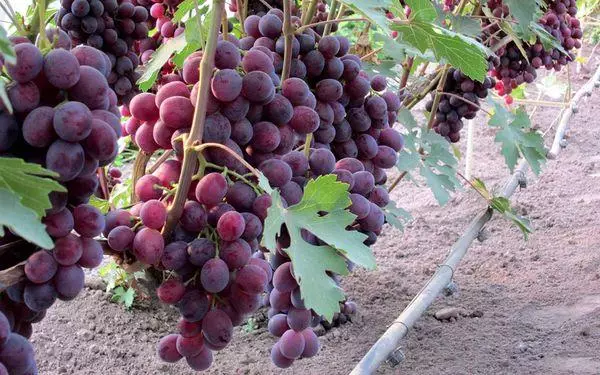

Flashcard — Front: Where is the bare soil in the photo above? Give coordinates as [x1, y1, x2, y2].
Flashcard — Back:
[32, 71, 600, 375]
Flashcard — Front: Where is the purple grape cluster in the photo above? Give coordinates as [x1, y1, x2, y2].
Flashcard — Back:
[0, 310, 37, 375]
[115, 4, 406, 369]
[0, 38, 118, 375]
[486, 0, 582, 96]
[56, 0, 151, 103]
[426, 68, 495, 143]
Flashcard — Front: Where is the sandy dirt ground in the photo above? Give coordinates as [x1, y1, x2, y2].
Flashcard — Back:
[31, 69, 600, 375]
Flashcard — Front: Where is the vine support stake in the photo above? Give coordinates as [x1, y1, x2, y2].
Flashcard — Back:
[162, 0, 225, 238]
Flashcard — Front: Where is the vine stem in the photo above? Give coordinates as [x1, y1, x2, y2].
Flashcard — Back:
[426, 65, 450, 130]
[399, 57, 414, 93]
[36, 0, 49, 48]
[97, 167, 110, 201]
[295, 18, 371, 34]
[0, 0, 24, 36]
[280, 0, 293, 82]
[194, 143, 261, 178]
[238, 0, 247, 34]
[147, 150, 174, 174]
[131, 152, 152, 203]
[441, 92, 493, 115]
[387, 171, 407, 193]
[301, 0, 319, 26]
[360, 47, 382, 61]
[322, 0, 339, 37]
[162, 0, 225, 239]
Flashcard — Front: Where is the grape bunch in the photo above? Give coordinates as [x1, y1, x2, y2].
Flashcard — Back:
[0, 310, 37, 375]
[309, 0, 338, 35]
[426, 68, 495, 143]
[485, 0, 581, 96]
[112, 3, 407, 369]
[0, 37, 118, 374]
[56, 0, 152, 103]
[442, 0, 460, 12]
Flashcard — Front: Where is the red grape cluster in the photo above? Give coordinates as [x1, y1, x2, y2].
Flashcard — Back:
[112, 4, 406, 370]
[310, 0, 338, 35]
[426, 68, 495, 143]
[486, 0, 581, 96]
[0, 38, 118, 375]
[56, 0, 152, 103]
[442, 0, 460, 12]
[0, 310, 37, 375]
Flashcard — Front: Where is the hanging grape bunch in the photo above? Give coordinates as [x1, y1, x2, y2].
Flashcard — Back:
[56, 0, 152, 103]
[0, 34, 119, 374]
[486, 0, 582, 96]
[112, 3, 406, 369]
[426, 69, 495, 143]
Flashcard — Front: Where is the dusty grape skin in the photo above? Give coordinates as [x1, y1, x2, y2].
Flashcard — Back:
[54, 264, 85, 300]
[156, 334, 183, 363]
[279, 329, 306, 360]
[79, 237, 103, 269]
[177, 289, 209, 322]
[200, 258, 230, 293]
[73, 204, 105, 237]
[132, 227, 165, 265]
[185, 347, 213, 371]
[157, 278, 185, 305]
[43, 208, 74, 238]
[219, 239, 251, 271]
[83, 119, 118, 161]
[25, 251, 58, 284]
[159, 96, 194, 129]
[6, 43, 44, 83]
[23, 282, 57, 312]
[270, 342, 294, 368]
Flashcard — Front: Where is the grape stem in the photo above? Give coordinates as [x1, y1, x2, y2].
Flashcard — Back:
[296, 18, 371, 34]
[162, 0, 225, 239]
[360, 48, 383, 61]
[399, 57, 415, 93]
[237, 0, 248, 33]
[204, 162, 261, 194]
[36, 0, 50, 49]
[387, 171, 407, 193]
[322, 0, 339, 37]
[131, 152, 152, 203]
[257, 0, 273, 10]
[97, 167, 110, 201]
[147, 150, 174, 174]
[281, 0, 294, 82]
[301, 0, 319, 26]
[193, 142, 261, 178]
[441, 92, 493, 115]
[303, 133, 313, 159]
[426, 65, 450, 130]
[0, 0, 24, 36]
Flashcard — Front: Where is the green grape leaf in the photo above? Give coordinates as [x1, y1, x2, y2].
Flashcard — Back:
[503, 0, 545, 39]
[488, 98, 546, 175]
[0, 188, 55, 249]
[261, 175, 376, 321]
[137, 34, 188, 92]
[388, 0, 489, 81]
[0, 158, 67, 218]
[529, 23, 569, 56]
[391, 21, 488, 82]
[173, 0, 196, 22]
[0, 26, 16, 65]
[88, 195, 111, 214]
[341, 0, 394, 35]
[395, 115, 462, 205]
[383, 201, 412, 231]
[490, 197, 533, 239]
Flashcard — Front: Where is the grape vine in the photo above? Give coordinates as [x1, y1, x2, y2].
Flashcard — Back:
[0, 0, 588, 373]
